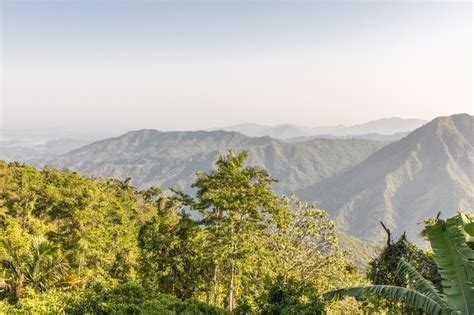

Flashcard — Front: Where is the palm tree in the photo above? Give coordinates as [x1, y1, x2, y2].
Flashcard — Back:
[324, 213, 474, 314]
[0, 236, 69, 298]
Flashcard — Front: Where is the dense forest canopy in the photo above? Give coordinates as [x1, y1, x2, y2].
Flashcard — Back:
[0, 153, 362, 313]
[0, 151, 470, 314]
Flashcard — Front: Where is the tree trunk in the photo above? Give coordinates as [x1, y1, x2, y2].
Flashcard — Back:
[14, 274, 24, 300]
[212, 208, 221, 306]
[212, 264, 218, 306]
[207, 277, 211, 305]
[227, 242, 236, 312]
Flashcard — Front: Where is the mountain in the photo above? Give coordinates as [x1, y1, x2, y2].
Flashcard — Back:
[298, 114, 474, 244]
[330, 117, 426, 136]
[284, 132, 410, 143]
[37, 130, 387, 195]
[216, 123, 344, 139]
[0, 138, 91, 162]
[218, 118, 426, 139]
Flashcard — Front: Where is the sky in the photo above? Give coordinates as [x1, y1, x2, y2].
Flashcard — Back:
[0, 0, 472, 133]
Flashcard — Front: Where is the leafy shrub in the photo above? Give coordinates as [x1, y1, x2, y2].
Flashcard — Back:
[65, 283, 229, 314]
[0, 283, 229, 314]
[257, 275, 325, 314]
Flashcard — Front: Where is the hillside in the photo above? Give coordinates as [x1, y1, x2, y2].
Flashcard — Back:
[298, 114, 474, 244]
[37, 130, 387, 194]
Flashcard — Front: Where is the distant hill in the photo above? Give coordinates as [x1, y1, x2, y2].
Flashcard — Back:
[285, 132, 410, 143]
[0, 138, 91, 162]
[338, 233, 382, 271]
[218, 117, 426, 139]
[37, 130, 387, 195]
[298, 114, 474, 244]
[330, 117, 426, 136]
[216, 123, 343, 139]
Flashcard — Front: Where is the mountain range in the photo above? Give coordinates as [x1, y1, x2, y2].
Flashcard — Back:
[3, 114, 471, 245]
[38, 131, 386, 195]
[218, 117, 427, 140]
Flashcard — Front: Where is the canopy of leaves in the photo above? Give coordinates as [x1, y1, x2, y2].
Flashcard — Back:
[0, 155, 369, 313]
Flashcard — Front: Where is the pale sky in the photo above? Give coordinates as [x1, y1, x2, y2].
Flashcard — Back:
[0, 1, 472, 132]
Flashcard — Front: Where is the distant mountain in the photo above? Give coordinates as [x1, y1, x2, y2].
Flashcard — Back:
[37, 130, 387, 195]
[218, 118, 426, 139]
[330, 117, 427, 136]
[0, 138, 91, 162]
[298, 114, 474, 244]
[285, 132, 410, 143]
[217, 123, 344, 139]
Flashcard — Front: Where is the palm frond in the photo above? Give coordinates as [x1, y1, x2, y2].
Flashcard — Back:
[397, 259, 448, 309]
[323, 285, 448, 315]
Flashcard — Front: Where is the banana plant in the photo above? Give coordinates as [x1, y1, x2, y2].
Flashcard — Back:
[323, 213, 474, 314]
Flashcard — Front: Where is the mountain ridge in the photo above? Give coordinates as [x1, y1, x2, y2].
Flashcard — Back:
[217, 117, 427, 139]
[297, 113, 473, 244]
[37, 130, 387, 195]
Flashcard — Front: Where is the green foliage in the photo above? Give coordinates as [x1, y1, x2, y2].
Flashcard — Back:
[186, 150, 280, 311]
[424, 213, 474, 314]
[364, 232, 441, 311]
[324, 213, 474, 315]
[1, 236, 69, 298]
[337, 233, 381, 272]
[257, 276, 325, 314]
[0, 289, 75, 314]
[324, 285, 447, 315]
[268, 195, 361, 294]
[367, 233, 440, 289]
[65, 283, 229, 314]
[138, 199, 209, 300]
[396, 260, 448, 310]
[0, 283, 229, 314]
[0, 155, 366, 313]
[0, 161, 155, 293]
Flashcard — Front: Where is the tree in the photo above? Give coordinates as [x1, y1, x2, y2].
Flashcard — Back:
[268, 195, 361, 291]
[257, 275, 325, 314]
[138, 193, 209, 300]
[260, 195, 361, 313]
[324, 213, 474, 314]
[0, 162, 155, 288]
[367, 223, 440, 290]
[0, 236, 69, 298]
[190, 150, 279, 311]
[364, 223, 441, 311]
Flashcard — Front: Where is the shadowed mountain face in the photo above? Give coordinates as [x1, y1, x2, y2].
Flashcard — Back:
[298, 114, 474, 244]
[37, 130, 387, 195]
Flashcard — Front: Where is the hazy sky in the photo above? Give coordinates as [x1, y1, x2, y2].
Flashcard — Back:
[1, 1, 472, 132]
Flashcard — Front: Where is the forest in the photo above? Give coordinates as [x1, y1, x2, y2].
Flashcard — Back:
[0, 150, 472, 314]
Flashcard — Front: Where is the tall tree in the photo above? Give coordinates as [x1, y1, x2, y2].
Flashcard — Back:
[267, 195, 361, 301]
[190, 150, 278, 311]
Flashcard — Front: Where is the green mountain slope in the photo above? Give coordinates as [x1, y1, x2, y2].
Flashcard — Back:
[38, 130, 387, 195]
[298, 114, 474, 244]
